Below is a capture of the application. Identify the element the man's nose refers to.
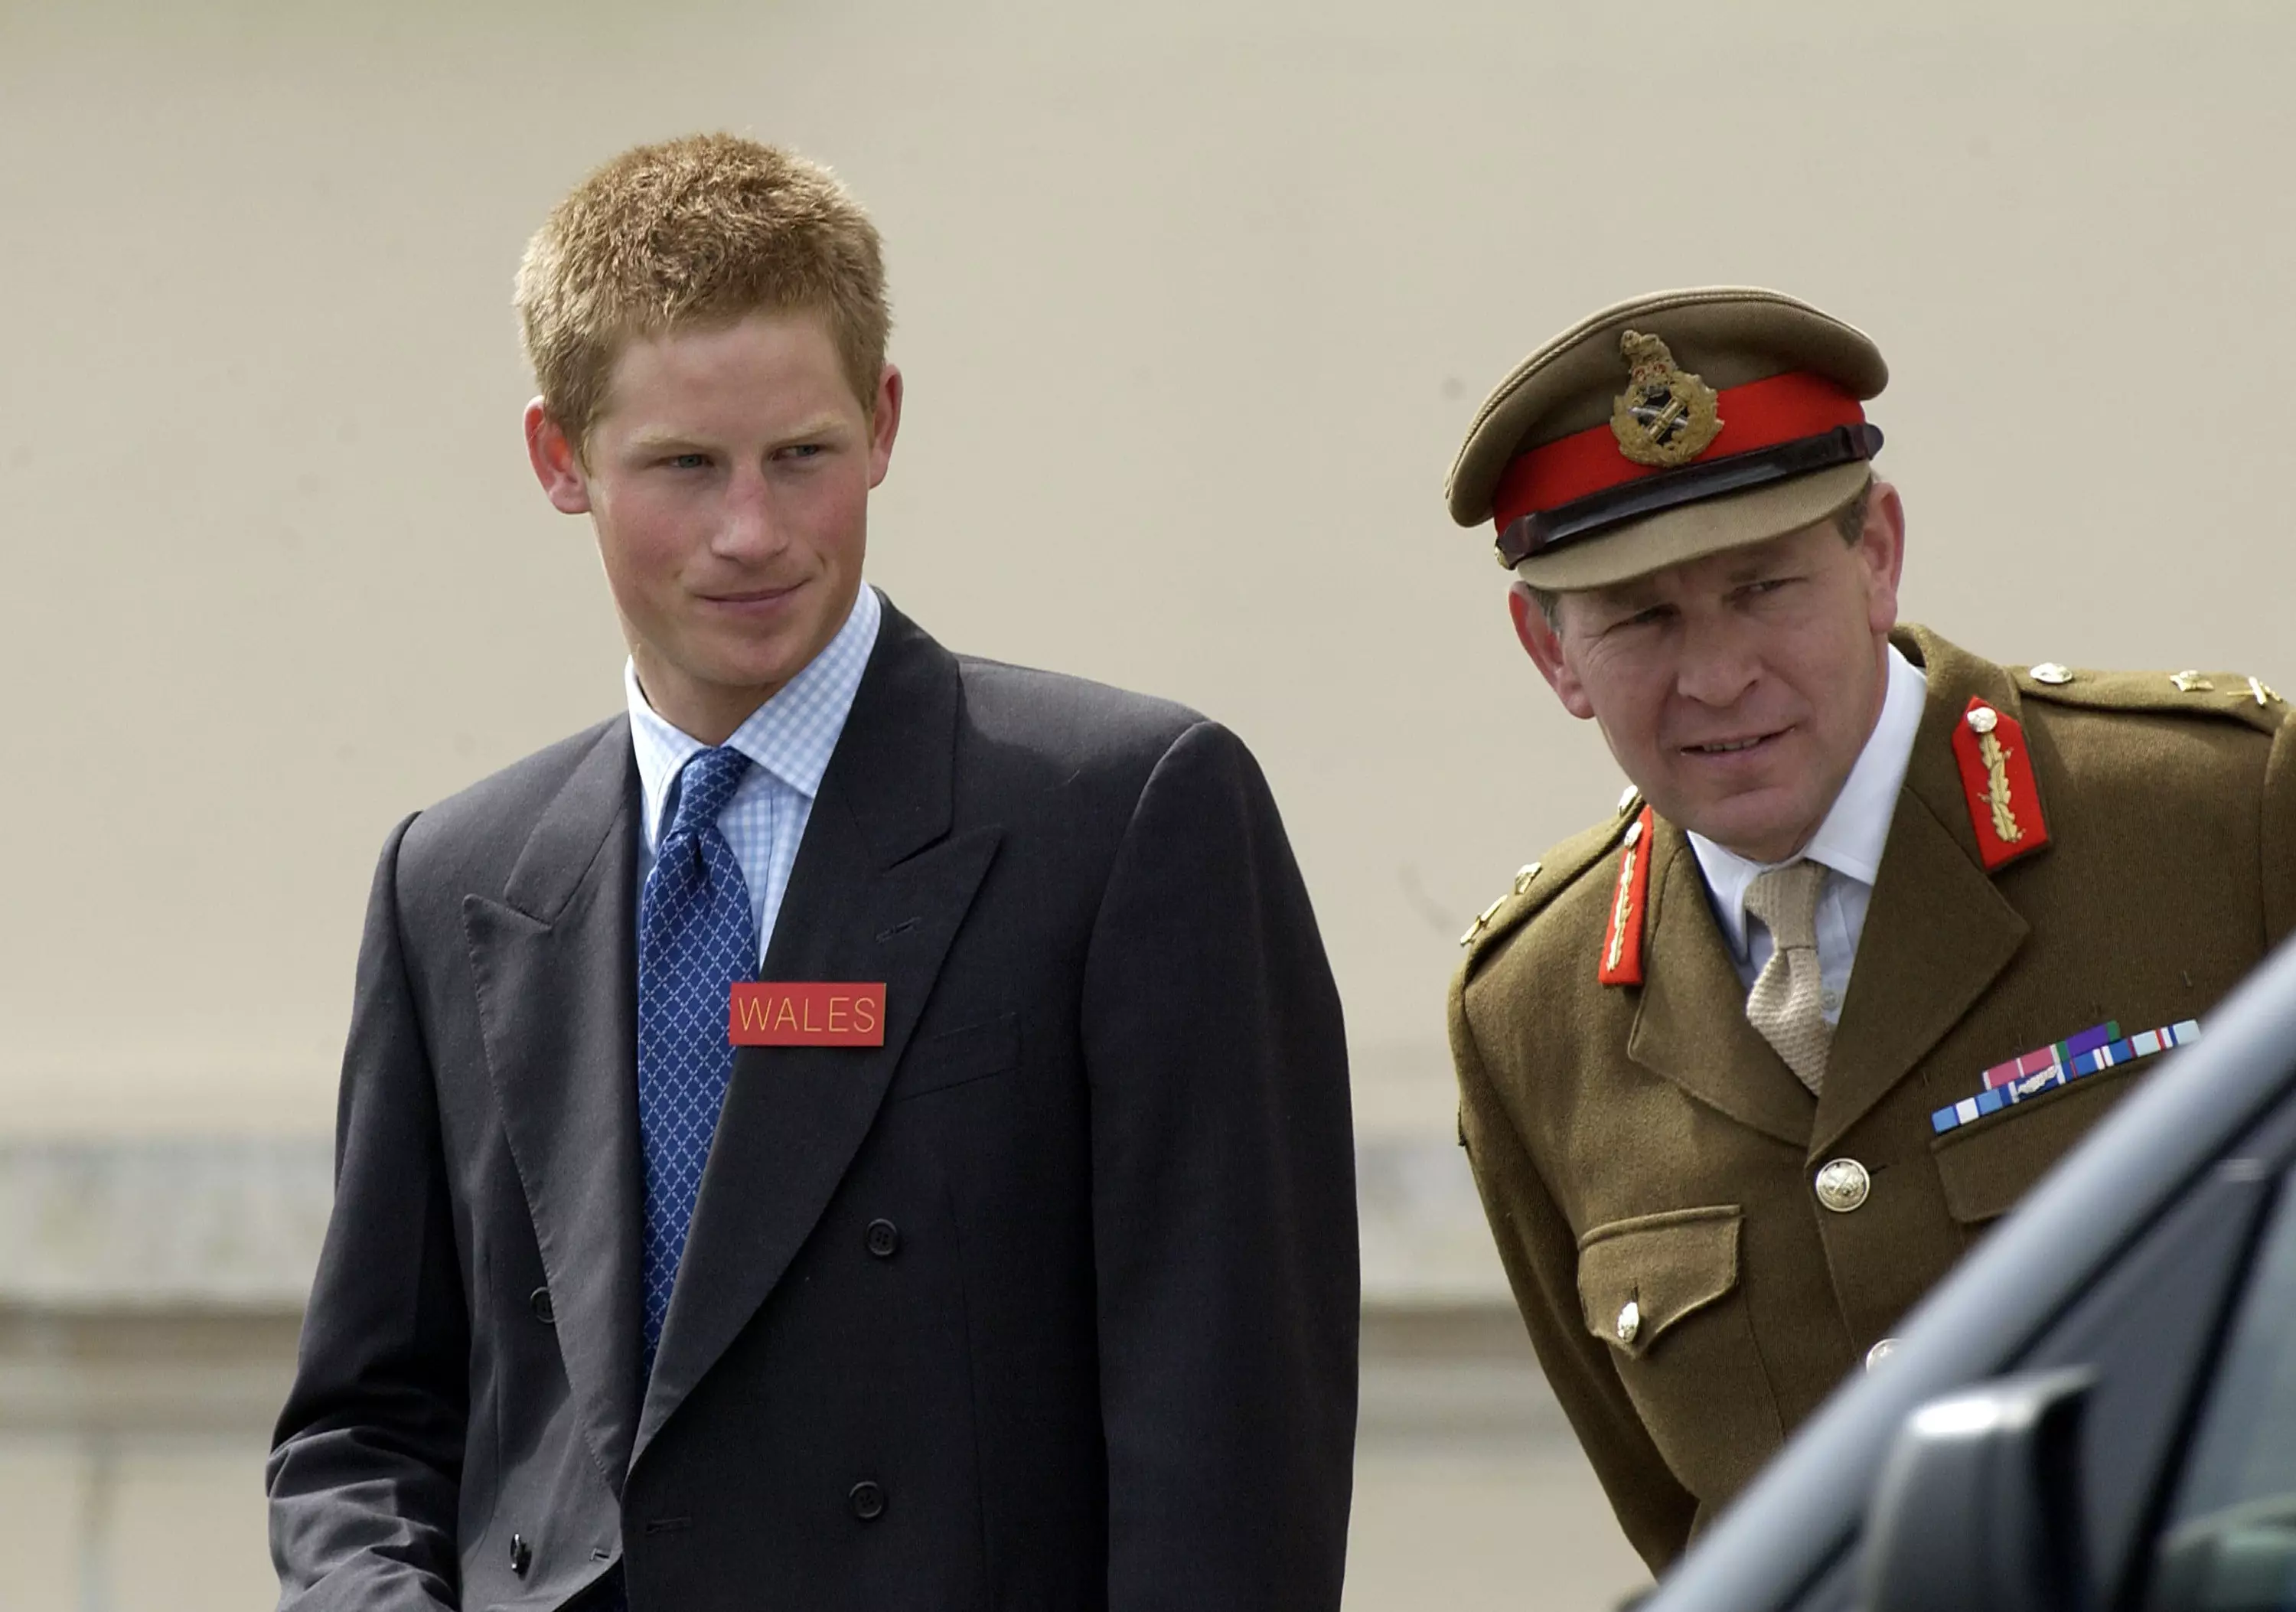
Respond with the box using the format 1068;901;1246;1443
1673;612;1762;707
713;466;787;560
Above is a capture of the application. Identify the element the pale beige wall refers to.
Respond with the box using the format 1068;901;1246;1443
5;5;2288;1607
3;0;2292;1140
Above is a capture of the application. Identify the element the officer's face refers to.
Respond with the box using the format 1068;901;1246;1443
1515;485;1906;863
524;308;901;744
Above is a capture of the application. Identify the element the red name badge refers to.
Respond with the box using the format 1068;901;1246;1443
728;983;887;1047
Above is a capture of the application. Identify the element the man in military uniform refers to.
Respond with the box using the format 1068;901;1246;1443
1443;286;2294;1571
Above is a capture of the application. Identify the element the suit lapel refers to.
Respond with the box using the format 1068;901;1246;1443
1811;629;2034;1157
1629;819;1816;1147
634;599;1001;1467
461;720;646;1494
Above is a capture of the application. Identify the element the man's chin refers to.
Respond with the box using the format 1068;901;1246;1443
1674;791;1820;863
702;637;831;695
703;655;807;696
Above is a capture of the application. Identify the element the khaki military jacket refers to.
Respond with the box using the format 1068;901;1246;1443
1450;625;2294;1572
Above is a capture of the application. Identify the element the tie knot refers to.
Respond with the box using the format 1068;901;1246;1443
1744;860;1825;951
664;746;752;844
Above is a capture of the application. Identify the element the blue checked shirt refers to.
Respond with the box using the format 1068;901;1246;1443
625;583;882;963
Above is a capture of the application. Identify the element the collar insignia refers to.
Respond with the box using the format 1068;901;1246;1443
1597;807;1657;986
1952;698;2051;872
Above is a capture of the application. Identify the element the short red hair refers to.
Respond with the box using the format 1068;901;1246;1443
514;133;891;454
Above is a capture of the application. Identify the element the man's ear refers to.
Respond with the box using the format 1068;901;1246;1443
866;364;903;488
1508;583;1596;720
1856;478;1907;637
525;400;592;515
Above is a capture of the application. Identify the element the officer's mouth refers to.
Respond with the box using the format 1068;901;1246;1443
1681;729;1787;759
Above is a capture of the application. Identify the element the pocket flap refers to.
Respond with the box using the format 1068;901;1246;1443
891;1011;1020;1101
1930;1062;2141;1225
1577;1205;1743;1359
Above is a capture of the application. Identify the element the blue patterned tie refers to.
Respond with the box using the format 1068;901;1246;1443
637;745;756;1382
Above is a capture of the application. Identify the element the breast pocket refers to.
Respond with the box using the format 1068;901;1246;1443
888;1011;1020;1102
1929;1062;2144;1225
1577;1205;1782;1502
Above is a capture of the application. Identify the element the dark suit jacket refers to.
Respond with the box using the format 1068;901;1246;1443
1451;626;2294;1570
268;596;1358;1611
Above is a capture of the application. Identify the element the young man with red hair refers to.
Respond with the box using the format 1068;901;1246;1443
269;135;1358;1611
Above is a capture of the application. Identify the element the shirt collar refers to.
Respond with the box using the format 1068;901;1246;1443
625;582;883;851
1688;643;1929;959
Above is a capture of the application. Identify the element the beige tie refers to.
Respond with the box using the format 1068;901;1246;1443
1744;860;1831;1095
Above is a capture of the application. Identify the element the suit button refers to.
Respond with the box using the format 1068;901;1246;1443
864;1219;900;1258
529;1286;556;1324
510;1532;532;1577
1866;1337;1900;1371
850;1480;887;1521
1814;1158;1871;1213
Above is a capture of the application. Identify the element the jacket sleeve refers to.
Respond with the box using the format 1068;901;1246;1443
267;814;470;1610
1450;976;1697;1572
1081;720;1358;1611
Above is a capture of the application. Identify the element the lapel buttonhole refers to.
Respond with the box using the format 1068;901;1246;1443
875;916;921;942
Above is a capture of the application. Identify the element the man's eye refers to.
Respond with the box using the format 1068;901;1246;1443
663;452;710;470
779;443;825;461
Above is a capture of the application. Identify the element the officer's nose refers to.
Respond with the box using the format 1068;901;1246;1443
1673;612;1763;710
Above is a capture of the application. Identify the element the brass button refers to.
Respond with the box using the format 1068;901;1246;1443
1865;1337;1900;1371
1615;1300;1641;1345
1814;1158;1871;1213
1513;862;1542;896
2170;670;2214;693
2030;662;2073;685
1617;785;1641;815
1964;705;1998;735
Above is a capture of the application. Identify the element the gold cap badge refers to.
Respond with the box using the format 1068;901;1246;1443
1609;331;1725;468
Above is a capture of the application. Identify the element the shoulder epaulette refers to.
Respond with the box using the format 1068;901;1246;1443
2012;662;2289;737
1458;788;1645;974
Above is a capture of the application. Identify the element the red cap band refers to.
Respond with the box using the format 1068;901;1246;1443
1491;371;1868;535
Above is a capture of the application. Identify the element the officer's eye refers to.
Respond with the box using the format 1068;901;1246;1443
661;452;711;470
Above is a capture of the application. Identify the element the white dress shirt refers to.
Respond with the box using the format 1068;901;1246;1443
625;582;882;964
1688;645;1927;1024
